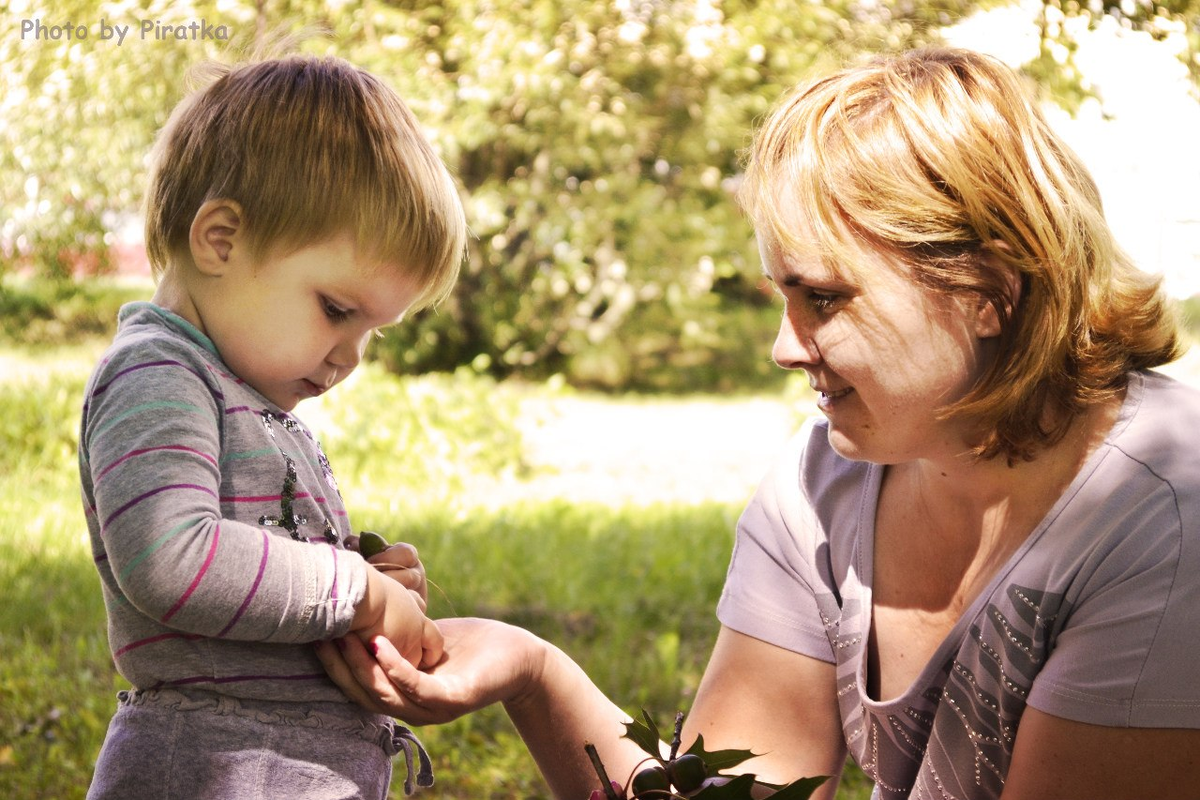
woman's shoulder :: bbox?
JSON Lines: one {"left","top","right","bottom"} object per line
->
{"left": 746, "top": 416, "right": 876, "bottom": 540}
{"left": 1107, "top": 370, "right": 1200, "bottom": 493}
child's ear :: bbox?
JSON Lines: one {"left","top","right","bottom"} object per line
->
{"left": 974, "top": 244, "right": 1022, "bottom": 339}
{"left": 189, "top": 199, "right": 245, "bottom": 276}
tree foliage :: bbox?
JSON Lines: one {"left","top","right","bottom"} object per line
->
{"left": 3, "top": 0, "right": 1197, "bottom": 382}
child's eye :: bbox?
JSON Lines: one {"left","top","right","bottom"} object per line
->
{"left": 321, "top": 297, "right": 351, "bottom": 322}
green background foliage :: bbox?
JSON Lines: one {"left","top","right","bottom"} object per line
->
{"left": 3, "top": 1, "right": 1199, "bottom": 797}
{"left": 4, "top": 0, "right": 1197, "bottom": 387}
{"left": 0, "top": 301, "right": 873, "bottom": 797}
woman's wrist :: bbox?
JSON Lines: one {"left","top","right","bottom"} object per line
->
{"left": 500, "top": 624, "right": 556, "bottom": 711}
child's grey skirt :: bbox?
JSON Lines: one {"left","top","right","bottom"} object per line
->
{"left": 86, "top": 688, "right": 432, "bottom": 800}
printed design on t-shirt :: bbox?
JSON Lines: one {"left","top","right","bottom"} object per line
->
{"left": 257, "top": 409, "right": 340, "bottom": 544}
{"left": 858, "top": 583, "right": 1068, "bottom": 800}
{"left": 315, "top": 442, "right": 339, "bottom": 493}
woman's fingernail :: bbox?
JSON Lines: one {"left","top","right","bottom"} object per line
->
{"left": 368, "top": 639, "right": 379, "bottom": 656}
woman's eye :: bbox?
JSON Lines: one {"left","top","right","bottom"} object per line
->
{"left": 808, "top": 291, "right": 840, "bottom": 311}
{"left": 321, "top": 297, "right": 351, "bottom": 322}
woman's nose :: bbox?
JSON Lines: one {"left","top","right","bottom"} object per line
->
{"left": 772, "top": 308, "right": 821, "bottom": 370}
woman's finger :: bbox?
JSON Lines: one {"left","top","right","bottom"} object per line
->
{"left": 314, "top": 639, "right": 393, "bottom": 715}
{"left": 368, "top": 636, "right": 454, "bottom": 725}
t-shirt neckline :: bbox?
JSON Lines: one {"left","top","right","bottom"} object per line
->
{"left": 852, "top": 371, "right": 1147, "bottom": 711}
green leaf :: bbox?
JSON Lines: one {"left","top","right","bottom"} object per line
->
{"left": 764, "top": 775, "right": 831, "bottom": 800}
{"left": 618, "top": 711, "right": 829, "bottom": 799}
{"left": 690, "top": 773, "right": 758, "bottom": 799}
{"left": 685, "top": 733, "right": 758, "bottom": 772}
{"left": 621, "top": 709, "right": 665, "bottom": 763}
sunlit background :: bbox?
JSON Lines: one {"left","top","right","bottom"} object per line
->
{"left": 2, "top": 2, "right": 1198, "bottom": 797}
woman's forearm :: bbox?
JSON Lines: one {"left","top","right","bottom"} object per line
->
{"left": 505, "top": 642, "right": 654, "bottom": 799}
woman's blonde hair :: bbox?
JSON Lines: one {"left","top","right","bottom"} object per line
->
{"left": 739, "top": 47, "right": 1182, "bottom": 461}
{"left": 144, "top": 53, "right": 466, "bottom": 311}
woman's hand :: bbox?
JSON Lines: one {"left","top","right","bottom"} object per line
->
{"left": 316, "top": 617, "right": 548, "bottom": 723}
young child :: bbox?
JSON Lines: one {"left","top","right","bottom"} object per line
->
{"left": 79, "top": 53, "right": 467, "bottom": 799}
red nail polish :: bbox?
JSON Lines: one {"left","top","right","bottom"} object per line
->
{"left": 368, "top": 639, "right": 379, "bottom": 656}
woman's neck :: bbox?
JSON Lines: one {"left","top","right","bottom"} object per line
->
{"left": 900, "top": 392, "right": 1124, "bottom": 553}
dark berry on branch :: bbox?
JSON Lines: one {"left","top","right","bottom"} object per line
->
{"left": 358, "top": 531, "right": 390, "bottom": 558}
{"left": 667, "top": 754, "right": 708, "bottom": 793}
{"left": 631, "top": 765, "right": 671, "bottom": 796}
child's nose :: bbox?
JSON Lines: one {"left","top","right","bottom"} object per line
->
{"left": 327, "top": 334, "right": 367, "bottom": 370}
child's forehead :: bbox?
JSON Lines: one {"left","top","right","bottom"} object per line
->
{"left": 326, "top": 265, "right": 418, "bottom": 325}
{"left": 271, "top": 232, "right": 415, "bottom": 295}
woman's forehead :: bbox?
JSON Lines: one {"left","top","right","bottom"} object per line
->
{"left": 757, "top": 224, "right": 925, "bottom": 292}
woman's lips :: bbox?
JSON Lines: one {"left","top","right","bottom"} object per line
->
{"left": 816, "top": 386, "right": 853, "bottom": 411}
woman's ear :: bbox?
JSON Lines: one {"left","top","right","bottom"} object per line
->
{"left": 974, "top": 245, "right": 1022, "bottom": 339}
{"left": 189, "top": 199, "right": 244, "bottom": 276}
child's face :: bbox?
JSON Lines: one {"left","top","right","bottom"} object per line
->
{"left": 199, "top": 234, "right": 418, "bottom": 411}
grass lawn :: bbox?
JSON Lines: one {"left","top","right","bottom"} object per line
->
{"left": 2, "top": 276, "right": 1193, "bottom": 798}
{"left": 0, "top": 338, "right": 874, "bottom": 799}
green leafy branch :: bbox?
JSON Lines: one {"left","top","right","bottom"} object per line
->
{"left": 585, "top": 709, "right": 829, "bottom": 799}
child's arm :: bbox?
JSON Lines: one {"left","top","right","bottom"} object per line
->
{"left": 81, "top": 339, "right": 368, "bottom": 645}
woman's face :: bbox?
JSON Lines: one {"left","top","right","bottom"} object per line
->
{"left": 760, "top": 225, "right": 996, "bottom": 466}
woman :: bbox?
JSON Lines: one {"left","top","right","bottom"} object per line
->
{"left": 316, "top": 48, "right": 1200, "bottom": 799}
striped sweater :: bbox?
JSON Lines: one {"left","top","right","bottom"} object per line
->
{"left": 79, "top": 302, "right": 369, "bottom": 704}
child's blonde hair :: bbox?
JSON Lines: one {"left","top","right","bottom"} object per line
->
{"left": 739, "top": 47, "right": 1182, "bottom": 462}
{"left": 144, "top": 53, "right": 466, "bottom": 311}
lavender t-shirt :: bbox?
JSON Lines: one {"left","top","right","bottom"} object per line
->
{"left": 717, "top": 370, "right": 1200, "bottom": 799}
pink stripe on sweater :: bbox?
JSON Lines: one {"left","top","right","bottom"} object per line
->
{"left": 93, "top": 360, "right": 212, "bottom": 397}
{"left": 217, "top": 530, "right": 269, "bottom": 637}
{"left": 160, "top": 524, "right": 220, "bottom": 623}
{"left": 102, "top": 484, "right": 216, "bottom": 534}
{"left": 220, "top": 492, "right": 314, "bottom": 503}
{"left": 217, "top": 493, "right": 343, "bottom": 517}
{"left": 96, "top": 445, "right": 218, "bottom": 482}
{"left": 113, "top": 632, "right": 204, "bottom": 658}
{"left": 163, "top": 672, "right": 327, "bottom": 687}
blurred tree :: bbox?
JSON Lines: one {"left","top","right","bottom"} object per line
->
{"left": 2, "top": 0, "right": 1197, "bottom": 382}
{"left": 346, "top": 0, "right": 979, "bottom": 380}
{"left": 0, "top": 0, "right": 229, "bottom": 278}
{"left": 1023, "top": 0, "right": 1200, "bottom": 111}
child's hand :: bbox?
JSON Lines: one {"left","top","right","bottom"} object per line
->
{"left": 373, "top": 543, "right": 429, "bottom": 610}
{"left": 351, "top": 568, "right": 443, "bottom": 669}
{"left": 349, "top": 534, "right": 429, "bottom": 609}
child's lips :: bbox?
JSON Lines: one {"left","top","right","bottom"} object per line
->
{"left": 301, "top": 379, "right": 327, "bottom": 398}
